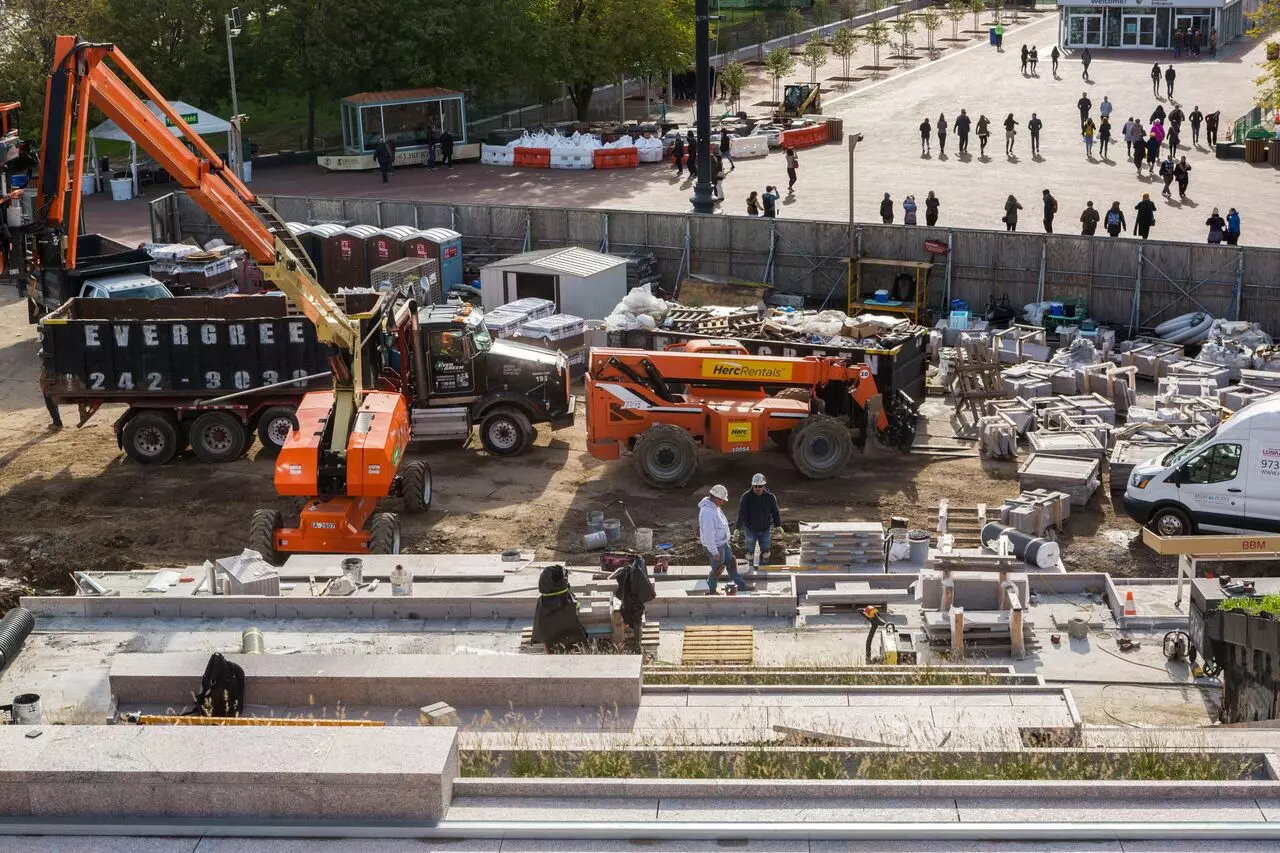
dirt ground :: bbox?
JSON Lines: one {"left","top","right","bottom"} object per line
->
{"left": 0, "top": 286, "right": 1180, "bottom": 605}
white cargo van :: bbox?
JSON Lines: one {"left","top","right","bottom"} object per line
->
{"left": 1123, "top": 394, "right": 1280, "bottom": 536}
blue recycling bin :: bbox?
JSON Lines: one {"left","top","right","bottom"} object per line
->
{"left": 989, "top": 28, "right": 997, "bottom": 45}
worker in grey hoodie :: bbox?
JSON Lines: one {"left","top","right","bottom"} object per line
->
{"left": 699, "top": 485, "right": 748, "bottom": 594}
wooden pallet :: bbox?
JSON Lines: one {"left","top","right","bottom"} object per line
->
{"left": 520, "top": 622, "right": 660, "bottom": 654}
{"left": 681, "top": 625, "right": 755, "bottom": 665}
{"left": 936, "top": 499, "right": 987, "bottom": 549}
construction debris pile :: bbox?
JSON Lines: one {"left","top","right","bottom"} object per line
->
{"left": 144, "top": 242, "right": 244, "bottom": 297}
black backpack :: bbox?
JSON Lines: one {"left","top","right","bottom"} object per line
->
{"left": 185, "top": 652, "right": 245, "bottom": 718}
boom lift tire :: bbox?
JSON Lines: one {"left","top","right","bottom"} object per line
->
{"left": 189, "top": 411, "right": 248, "bottom": 463}
{"left": 122, "top": 410, "right": 181, "bottom": 465}
{"left": 633, "top": 423, "right": 699, "bottom": 488}
{"left": 248, "top": 508, "right": 283, "bottom": 566}
{"left": 400, "top": 460, "right": 433, "bottom": 513}
{"left": 481, "top": 408, "right": 533, "bottom": 456}
{"left": 789, "top": 414, "right": 855, "bottom": 479}
{"left": 368, "top": 512, "right": 402, "bottom": 554}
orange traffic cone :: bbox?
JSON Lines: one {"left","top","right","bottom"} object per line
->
{"left": 1124, "top": 590, "right": 1137, "bottom": 617}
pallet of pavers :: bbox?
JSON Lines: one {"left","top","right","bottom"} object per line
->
{"left": 798, "top": 521, "right": 885, "bottom": 566}
{"left": 998, "top": 489, "right": 1071, "bottom": 537}
{"left": 805, "top": 582, "right": 914, "bottom": 610}
{"left": 1017, "top": 454, "right": 1100, "bottom": 506}
{"left": 1027, "top": 429, "right": 1105, "bottom": 464}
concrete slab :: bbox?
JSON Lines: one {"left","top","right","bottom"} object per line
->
{"left": 657, "top": 797, "right": 959, "bottom": 822}
{"left": 811, "top": 844, "right": 1123, "bottom": 853}
{"left": 956, "top": 797, "right": 1265, "bottom": 822}
{"left": 448, "top": 796, "right": 660, "bottom": 822}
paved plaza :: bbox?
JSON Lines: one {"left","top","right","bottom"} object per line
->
{"left": 84, "top": 14, "right": 1279, "bottom": 249}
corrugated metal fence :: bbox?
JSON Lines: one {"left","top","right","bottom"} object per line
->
{"left": 152, "top": 192, "right": 1280, "bottom": 335}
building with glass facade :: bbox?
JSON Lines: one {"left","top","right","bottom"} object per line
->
{"left": 1057, "top": 0, "right": 1255, "bottom": 50}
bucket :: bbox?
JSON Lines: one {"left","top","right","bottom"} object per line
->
{"left": 587, "top": 510, "right": 605, "bottom": 534}
{"left": 907, "top": 529, "right": 931, "bottom": 564}
{"left": 109, "top": 177, "right": 132, "bottom": 201}
{"left": 603, "top": 518, "right": 622, "bottom": 543}
{"left": 80, "top": 174, "right": 96, "bottom": 195}
{"left": 341, "top": 557, "right": 363, "bottom": 585}
{"left": 390, "top": 564, "right": 413, "bottom": 596}
{"left": 583, "top": 530, "right": 608, "bottom": 550}
{"left": 241, "top": 161, "right": 253, "bottom": 183}
{"left": 635, "top": 527, "right": 654, "bottom": 551}
{"left": 874, "top": 289, "right": 890, "bottom": 303}
{"left": 12, "top": 693, "right": 41, "bottom": 725}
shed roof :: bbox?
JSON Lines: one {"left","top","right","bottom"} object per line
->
{"left": 342, "top": 88, "right": 463, "bottom": 105}
{"left": 485, "top": 247, "right": 626, "bottom": 278}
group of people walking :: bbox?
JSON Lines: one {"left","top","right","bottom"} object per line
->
{"left": 879, "top": 191, "right": 941, "bottom": 226}
{"left": 996, "top": 192, "right": 1240, "bottom": 243}
{"left": 918, "top": 110, "right": 982, "bottom": 156}
{"left": 672, "top": 130, "right": 801, "bottom": 217}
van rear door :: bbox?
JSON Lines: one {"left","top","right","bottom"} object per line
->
{"left": 1245, "top": 430, "right": 1280, "bottom": 532}
{"left": 1176, "top": 441, "right": 1247, "bottom": 533}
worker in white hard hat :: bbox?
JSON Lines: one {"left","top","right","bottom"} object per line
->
{"left": 698, "top": 484, "right": 748, "bottom": 595}
{"left": 737, "top": 473, "right": 783, "bottom": 571}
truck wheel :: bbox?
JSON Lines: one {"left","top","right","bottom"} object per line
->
{"left": 256, "top": 406, "right": 298, "bottom": 455}
{"left": 368, "top": 512, "right": 402, "bottom": 555}
{"left": 189, "top": 411, "right": 248, "bottom": 464}
{"left": 122, "top": 411, "right": 181, "bottom": 465}
{"left": 248, "top": 509, "right": 283, "bottom": 566}
{"left": 1149, "top": 506, "right": 1195, "bottom": 538}
{"left": 633, "top": 424, "right": 698, "bottom": 488}
{"left": 480, "top": 408, "right": 533, "bottom": 456}
{"left": 401, "top": 460, "right": 432, "bottom": 513}
{"left": 789, "top": 414, "right": 854, "bottom": 479}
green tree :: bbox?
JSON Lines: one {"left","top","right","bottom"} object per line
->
{"left": 812, "top": 0, "right": 832, "bottom": 27}
{"left": 719, "top": 60, "right": 749, "bottom": 112}
{"left": 764, "top": 46, "right": 796, "bottom": 103}
{"left": 839, "top": 0, "right": 858, "bottom": 22}
{"left": 921, "top": 9, "right": 943, "bottom": 55}
{"left": 862, "top": 19, "right": 891, "bottom": 74}
{"left": 944, "top": 0, "right": 968, "bottom": 40}
{"left": 891, "top": 15, "right": 914, "bottom": 56}
{"left": 1248, "top": 4, "right": 1280, "bottom": 108}
{"left": 801, "top": 38, "right": 829, "bottom": 84}
{"left": 752, "top": 14, "right": 771, "bottom": 62}
{"left": 785, "top": 6, "right": 806, "bottom": 48}
{"left": 830, "top": 26, "right": 859, "bottom": 78}
{"left": 970, "top": 0, "right": 986, "bottom": 34}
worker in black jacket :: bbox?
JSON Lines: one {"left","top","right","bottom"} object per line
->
{"left": 737, "top": 473, "right": 783, "bottom": 569}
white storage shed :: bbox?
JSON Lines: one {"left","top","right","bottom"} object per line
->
{"left": 480, "top": 247, "right": 627, "bottom": 321}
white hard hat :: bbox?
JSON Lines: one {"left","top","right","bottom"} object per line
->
{"left": 751, "top": 473, "right": 767, "bottom": 486}
{"left": 709, "top": 484, "right": 729, "bottom": 501}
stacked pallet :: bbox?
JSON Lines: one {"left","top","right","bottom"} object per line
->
{"left": 992, "top": 325, "right": 1051, "bottom": 365}
{"left": 1220, "top": 383, "right": 1274, "bottom": 414}
{"left": 978, "top": 414, "right": 1019, "bottom": 460}
{"left": 798, "top": 521, "right": 884, "bottom": 567}
{"left": 1119, "top": 340, "right": 1184, "bottom": 379}
{"left": 998, "top": 490, "right": 1071, "bottom": 537}
{"left": 984, "top": 397, "right": 1036, "bottom": 434}
{"left": 1042, "top": 408, "right": 1111, "bottom": 447}
{"left": 1017, "top": 454, "right": 1100, "bottom": 506}
{"left": 1027, "top": 430, "right": 1106, "bottom": 464}
{"left": 936, "top": 500, "right": 987, "bottom": 549}
{"left": 1080, "top": 363, "right": 1137, "bottom": 415}
{"left": 681, "top": 625, "right": 754, "bottom": 665}
{"left": 1167, "top": 359, "right": 1231, "bottom": 389}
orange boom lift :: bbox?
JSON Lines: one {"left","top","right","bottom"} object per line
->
{"left": 35, "top": 36, "right": 430, "bottom": 562}
{"left": 585, "top": 339, "right": 918, "bottom": 488}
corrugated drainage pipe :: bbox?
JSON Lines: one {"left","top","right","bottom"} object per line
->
{"left": 0, "top": 607, "right": 34, "bottom": 673}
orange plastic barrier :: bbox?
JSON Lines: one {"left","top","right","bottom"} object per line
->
{"left": 780, "top": 124, "right": 830, "bottom": 150}
{"left": 593, "top": 147, "right": 640, "bottom": 169}
{"left": 513, "top": 147, "right": 551, "bottom": 168}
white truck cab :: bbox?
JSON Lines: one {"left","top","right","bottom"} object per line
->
{"left": 79, "top": 272, "right": 173, "bottom": 300}
{"left": 1123, "top": 394, "right": 1280, "bottom": 537}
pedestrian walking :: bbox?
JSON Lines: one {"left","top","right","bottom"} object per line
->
{"left": 1189, "top": 106, "right": 1204, "bottom": 145}
{"left": 1077, "top": 92, "right": 1092, "bottom": 127}
{"left": 1134, "top": 193, "right": 1157, "bottom": 240}
{"left": 1003, "top": 194, "right": 1023, "bottom": 231}
{"left": 1151, "top": 62, "right": 1162, "bottom": 97}
{"left": 762, "top": 186, "right": 779, "bottom": 218}
{"left": 995, "top": 22, "right": 1004, "bottom": 51}
{"left": 785, "top": 147, "right": 798, "bottom": 192}
{"left": 925, "top": 190, "right": 940, "bottom": 226}
{"left": 1165, "top": 65, "right": 1176, "bottom": 99}
{"left": 937, "top": 113, "right": 948, "bottom": 156}
{"left": 1051, "top": 45, "right": 1061, "bottom": 76}
{"left": 1028, "top": 113, "right": 1043, "bottom": 156}
{"left": 1226, "top": 208, "right": 1241, "bottom": 244}
{"left": 1167, "top": 124, "right": 1180, "bottom": 156}
{"left": 1133, "top": 138, "right": 1146, "bottom": 175}
{"left": 1191, "top": 28, "right": 1201, "bottom": 56}
{"left": 1029, "top": 46, "right": 1039, "bottom": 76}
{"left": 1145, "top": 133, "right": 1161, "bottom": 174}
{"left": 1081, "top": 47, "right": 1092, "bottom": 80}
{"left": 687, "top": 141, "right": 697, "bottom": 179}
{"left": 1020, "top": 44, "right": 1029, "bottom": 75}
{"left": 1159, "top": 156, "right": 1176, "bottom": 198}
{"left": 426, "top": 126, "right": 438, "bottom": 169}
{"left": 374, "top": 139, "right": 394, "bottom": 183}
{"left": 880, "top": 193, "right": 894, "bottom": 224}
{"left": 1210, "top": 28, "right": 1218, "bottom": 57}
{"left": 1042, "top": 189, "right": 1057, "bottom": 233}
{"left": 1151, "top": 104, "right": 1166, "bottom": 125}
{"left": 1151, "top": 119, "right": 1166, "bottom": 148}
{"left": 711, "top": 152, "right": 726, "bottom": 202}
{"left": 1175, "top": 156, "right": 1191, "bottom": 199}
{"left": 1099, "top": 96, "right": 1114, "bottom": 122}
{"left": 746, "top": 191, "right": 760, "bottom": 216}
{"left": 1003, "top": 113, "right": 1018, "bottom": 156}
{"left": 736, "top": 473, "right": 782, "bottom": 570}
{"left": 1082, "top": 117, "right": 1097, "bottom": 158}
{"left": 1205, "top": 110, "right": 1220, "bottom": 146}
{"left": 1206, "top": 208, "right": 1226, "bottom": 244}
{"left": 1123, "top": 117, "right": 1135, "bottom": 157}
{"left": 976, "top": 114, "right": 991, "bottom": 157}
{"left": 956, "top": 109, "right": 972, "bottom": 154}
{"left": 1099, "top": 116, "right": 1112, "bottom": 159}
{"left": 1080, "top": 201, "right": 1100, "bottom": 236}
{"left": 719, "top": 128, "right": 736, "bottom": 171}
{"left": 1168, "top": 105, "right": 1184, "bottom": 132}
{"left": 1105, "top": 201, "right": 1127, "bottom": 237}
{"left": 1174, "top": 27, "right": 1184, "bottom": 58}
{"left": 699, "top": 485, "right": 749, "bottom": 595}
{"left": 903, "top": 194, "right": 918, "bottom": 226}
{"left": 672, "top": 135, "right": 685, "bottom": 175}
{"left": 920, "top": 118, "right": 932, "bottom": 155}
{"left": 439, "top": 130, "right": 454, "bottom": 167}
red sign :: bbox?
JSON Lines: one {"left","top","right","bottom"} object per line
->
{"left": 443, "top": 245, "right": 458, "bottom": 260}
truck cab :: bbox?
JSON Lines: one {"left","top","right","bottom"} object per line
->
{"left": 406, "top": 304, "right": 575, "bottom": 455}
{"left": 78, "top": 272, "right": 173, "bottom": 300}
{"left": 1123, "top": 395, "right": 1280, "bottom": 536}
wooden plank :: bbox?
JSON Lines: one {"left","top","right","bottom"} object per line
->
{"left": 682, "top": 625, "right": 755, "bottom": 665}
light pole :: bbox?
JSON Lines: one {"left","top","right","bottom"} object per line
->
{"left": 225, "top": 6, "right": 243, "bottom": 178}
{"left": 847, "top": 132, "right": 863, "bottom": 257}
{"left": 690, "top": 0, "right": 717, "bottom": 215}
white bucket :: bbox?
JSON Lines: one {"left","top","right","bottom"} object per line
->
{"left": 12, "top": 693, "right": 42, "bottom": 725}
{"left": 241, "top": 161, "right": 253, "bottom": 183}
{"left": 341, "top": 557, "right": 363, "bottom": 584}
{"left": 80, "top": 174, "right": 96, "bottom": 195}
{"left": 109, "top": 177, "right": 132, "bottom": 201}
{"left": 635, "top": 527, "right": 654, "bottom": 551}
{"left": 583, "top": 531, "right": 608, "bottom": 550}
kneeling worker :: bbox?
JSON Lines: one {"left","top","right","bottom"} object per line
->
{"left": 737, "top": 473, "right": 783, "bottom": 570}
{"left": 699, "top": 485, "right": 749, "bottom": 595}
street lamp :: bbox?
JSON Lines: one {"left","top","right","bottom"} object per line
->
{"left": 847, "top": 132, "right": 863, "bottom": 255}
{"left": 225, "top": 6, "right": 243, "bottom": 178}
{"left": 690, "top": 0, "right": 716, "bottom": 215}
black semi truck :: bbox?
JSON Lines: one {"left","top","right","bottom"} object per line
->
{"left": 38, "top": 292, "right": 575, "bottom": 464}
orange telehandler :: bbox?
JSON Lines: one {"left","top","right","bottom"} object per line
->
{"left": 33, "top": 36, "right": 429, "bottom": 562}
{"left": 585, "top": 339, "right": 918, "bottom": 488}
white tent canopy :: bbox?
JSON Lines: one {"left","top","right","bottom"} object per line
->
{"left": 87, "top": 100, "right": 235, "bottom": 196}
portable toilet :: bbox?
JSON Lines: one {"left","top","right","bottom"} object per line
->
{"left": 420, "top": 228, "right": 464, "bottom": 292}
{"left": 319, "top": 224, "right": 374, "bottom": 291}
{"left": 366, "top": 229, "right": 403, "bottom": 270}
{"left": 309, "top": 223, "right": 346, "bottom": 291}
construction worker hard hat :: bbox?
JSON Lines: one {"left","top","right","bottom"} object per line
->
{"left": 751, "top": 473, "right": 767, "bottom": 486}
{"left": 709, "top": 484, "right": 729, "bottom": 501}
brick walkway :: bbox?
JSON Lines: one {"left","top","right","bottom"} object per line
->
{"left": 83, "top": 15, "right": 1279, "bottom": 248}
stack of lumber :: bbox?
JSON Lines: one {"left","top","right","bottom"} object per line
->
{"left": 798, "top": 521, "right": 884, "bottom": 567}
{"left": 978, "top": 414, "right": 1019, "bottom": 460}
{"left": 1017, "top": 454, "right": 1100, "bottom": 506}
{"left": 998, "top": 489, "right": 1071, "bottom": 536}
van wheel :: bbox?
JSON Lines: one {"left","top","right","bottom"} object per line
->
{"left": 189, "top": 411, "right": 248, "bottom": 463}
{"left": 256, "top": 406, "right": 298, "bottom": 455}
{"left": 122, "top": 411, "right": 181, "bottom": 465}
{"left": 1149, "top": 506, "right": 1195, "bottom": 538}
{"left": 368, "top": 512, "right": 402, "bottom": 555}
{"left": 481, "top": 408, "right": 533, "bottom": 456}
{"left": 633, "top": 424, "right": 698, "bottom": 488}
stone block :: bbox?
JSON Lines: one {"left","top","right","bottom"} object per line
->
{"left": 420, "top": 702, "right": 460, "bottom": 726}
